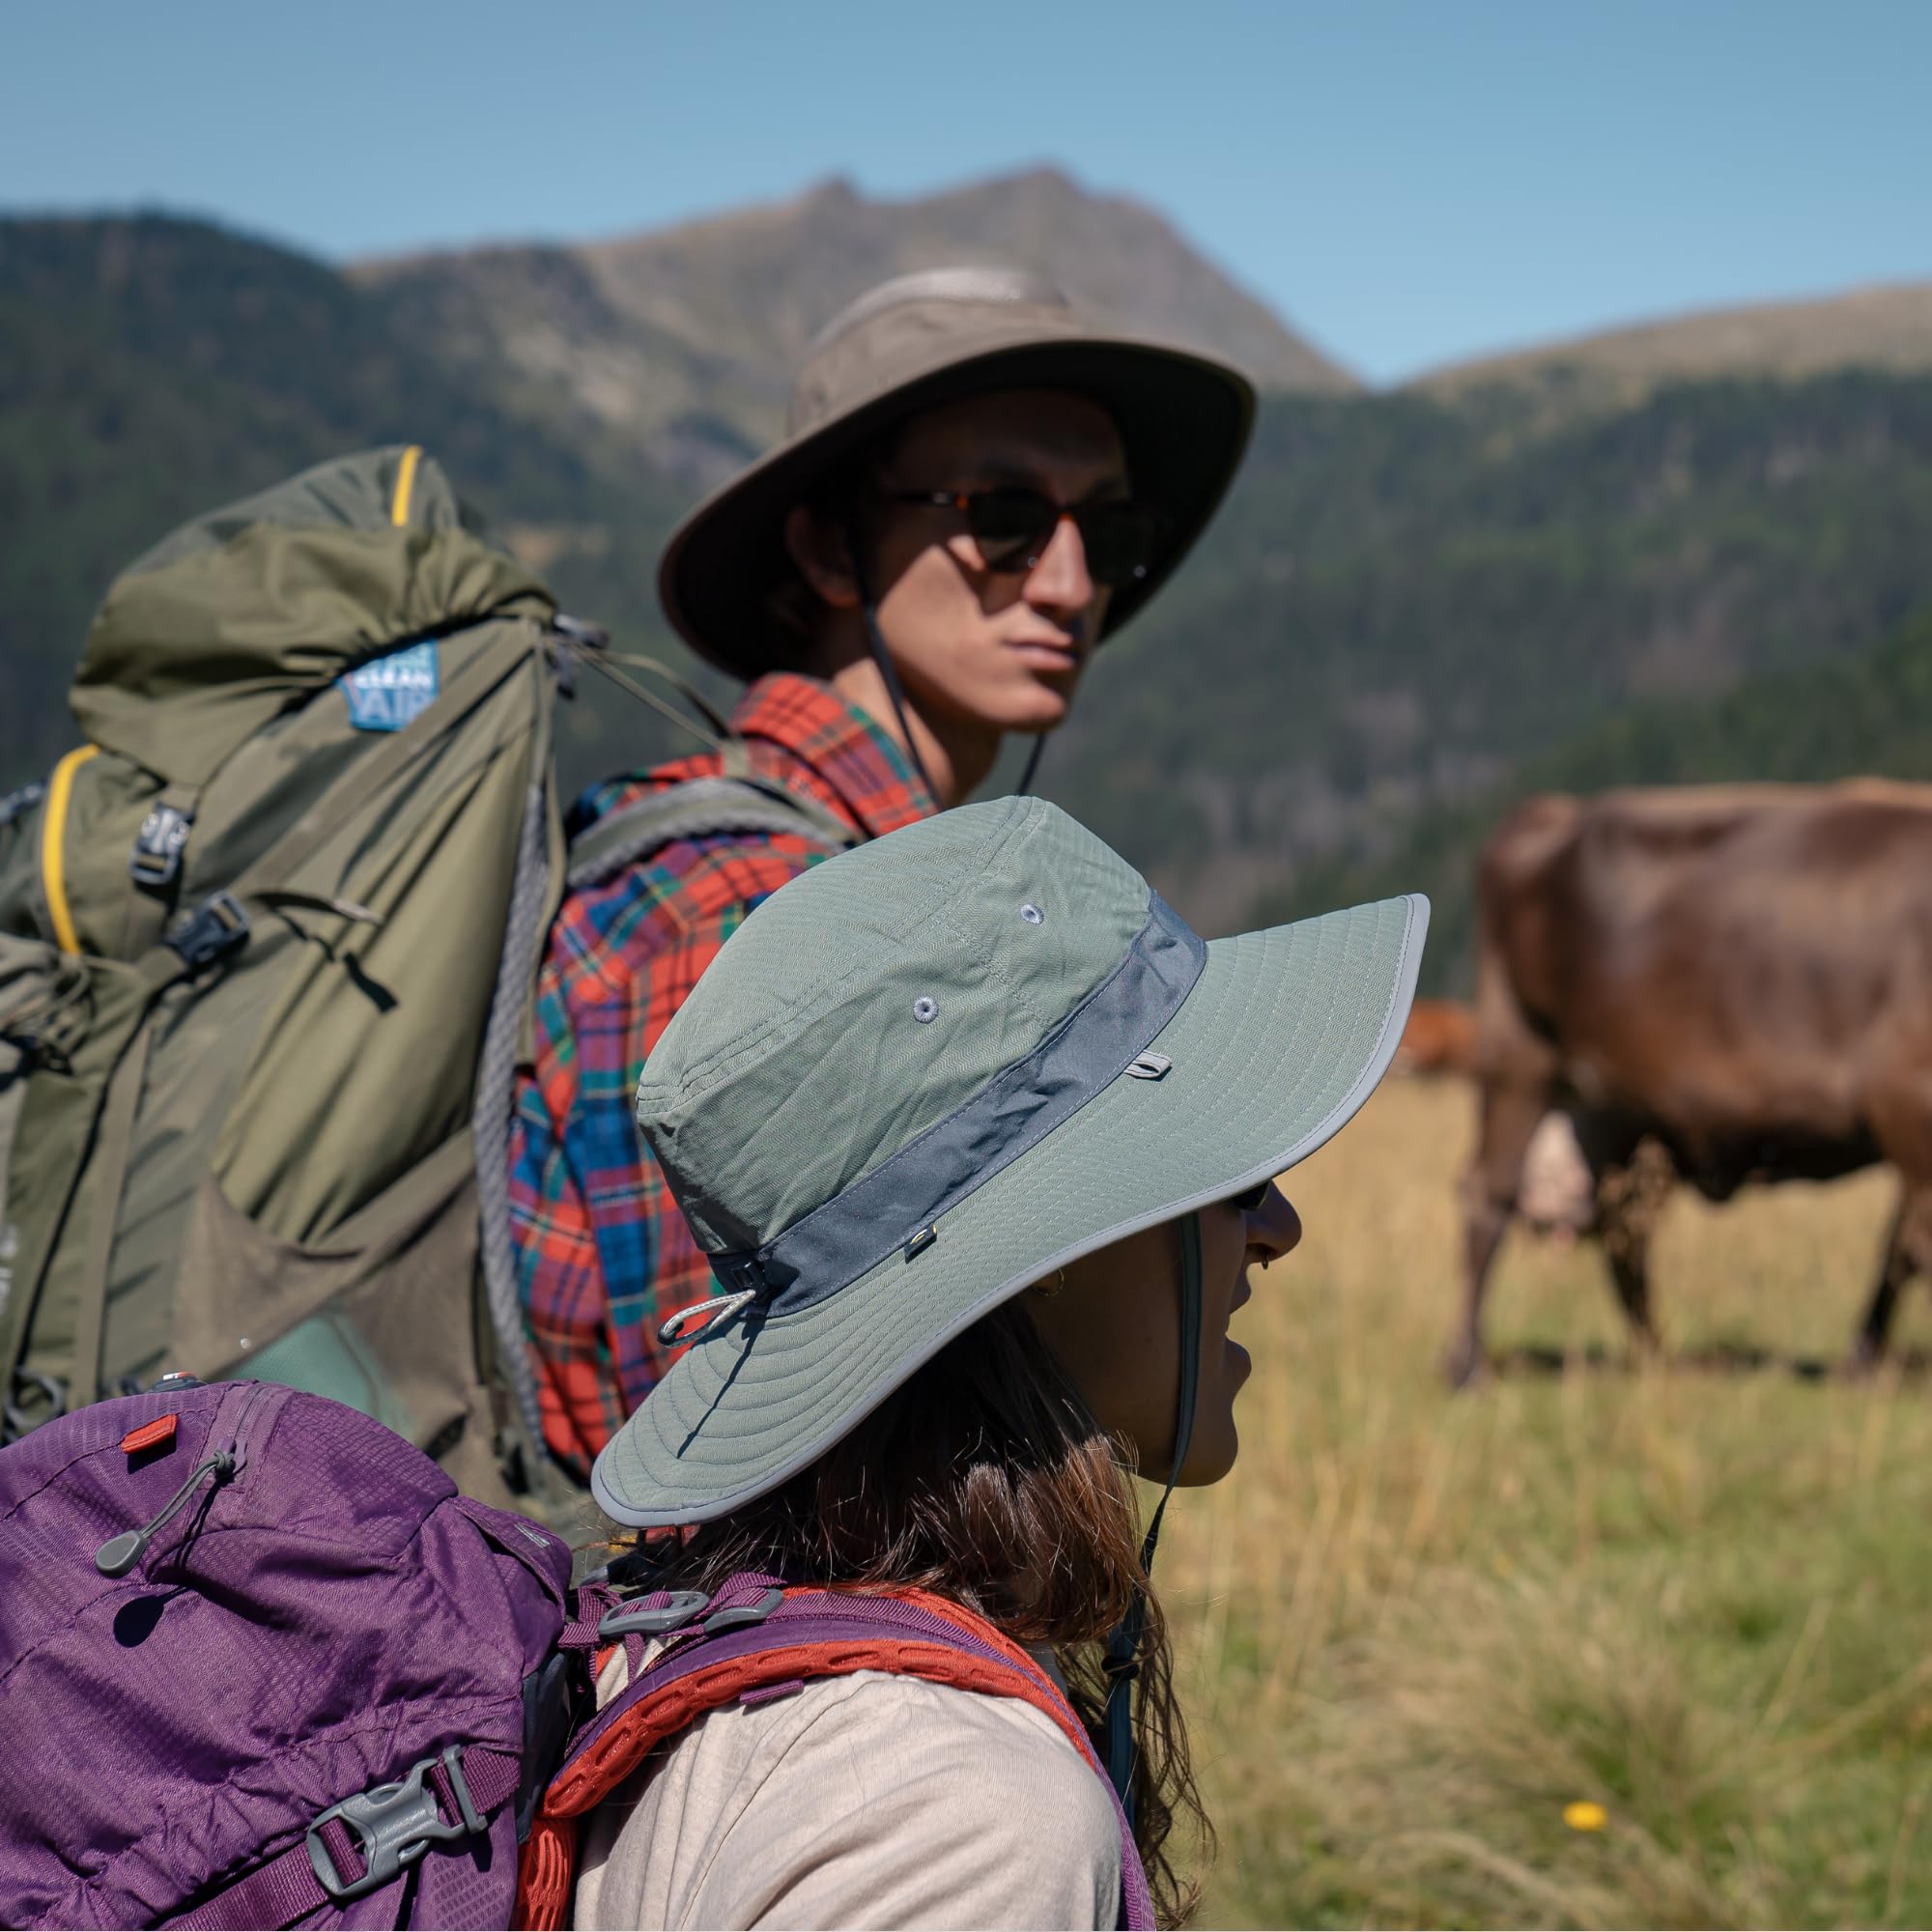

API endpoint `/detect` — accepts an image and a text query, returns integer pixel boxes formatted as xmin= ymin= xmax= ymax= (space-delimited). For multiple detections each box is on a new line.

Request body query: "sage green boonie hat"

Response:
xmin=591 ymin=799 xmax=1428 ymax=1528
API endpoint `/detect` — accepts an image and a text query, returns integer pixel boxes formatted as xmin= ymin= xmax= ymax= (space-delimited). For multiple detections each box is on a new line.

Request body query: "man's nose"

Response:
xmin=1024 ymin=513 xmax=1097 ymax=616
xmin=1248 ymin=1184 xmax=1302 ymax=1265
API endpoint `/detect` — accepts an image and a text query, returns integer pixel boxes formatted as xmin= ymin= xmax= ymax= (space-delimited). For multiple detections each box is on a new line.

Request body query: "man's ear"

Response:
xmin=783 ymin=506 xmax=862 ymax=611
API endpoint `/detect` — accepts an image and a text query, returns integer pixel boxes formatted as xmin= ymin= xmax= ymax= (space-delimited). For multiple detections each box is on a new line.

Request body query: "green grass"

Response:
xmin=1164 ymin=1079 xmax=1932 ymax=1927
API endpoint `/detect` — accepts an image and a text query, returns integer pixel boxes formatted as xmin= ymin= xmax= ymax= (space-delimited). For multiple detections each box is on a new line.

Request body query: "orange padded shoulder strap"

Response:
xmin=515 ymin=1587 xmax=1096 ymax=1931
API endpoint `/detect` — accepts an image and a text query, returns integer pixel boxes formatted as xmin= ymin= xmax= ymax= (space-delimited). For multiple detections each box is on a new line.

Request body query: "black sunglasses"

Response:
xmin=890 ymin=487 xmax=1168 ymax=588
xmin=1227 ymin=1180 xmax=1272 ymax=1212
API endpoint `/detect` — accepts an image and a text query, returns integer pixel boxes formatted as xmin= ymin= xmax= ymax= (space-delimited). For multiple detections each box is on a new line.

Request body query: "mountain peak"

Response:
xmin=354 ymin=167 xmax=1356 ymax=480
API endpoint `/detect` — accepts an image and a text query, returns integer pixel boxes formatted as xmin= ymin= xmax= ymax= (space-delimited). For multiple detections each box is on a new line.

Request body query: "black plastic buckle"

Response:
xmin=166 ymin=892 xmax=249 ymax=972
xmin=305 ymin=1747 xmax=482 ymax=1903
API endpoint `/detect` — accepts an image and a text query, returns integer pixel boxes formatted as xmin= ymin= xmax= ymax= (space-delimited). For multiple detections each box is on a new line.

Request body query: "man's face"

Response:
xmin=861 ymin=388 xmax=1131 ymax=736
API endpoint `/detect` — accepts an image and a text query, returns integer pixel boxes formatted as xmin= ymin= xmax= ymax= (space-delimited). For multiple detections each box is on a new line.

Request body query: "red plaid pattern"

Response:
xmin=507 ymin=673 xmax=933 ymax=1476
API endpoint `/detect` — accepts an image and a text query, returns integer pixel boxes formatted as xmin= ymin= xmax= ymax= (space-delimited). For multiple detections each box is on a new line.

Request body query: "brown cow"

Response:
xmin=1395 ymin=997 xmax=1478 ymax=1077
xmin=1451 ymin=781 xmax=1932 ymax=1384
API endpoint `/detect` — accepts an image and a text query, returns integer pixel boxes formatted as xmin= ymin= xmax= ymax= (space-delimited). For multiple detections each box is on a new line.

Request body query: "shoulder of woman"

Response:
xmin=579 ymin=1666 xmax=1123 ymax=1931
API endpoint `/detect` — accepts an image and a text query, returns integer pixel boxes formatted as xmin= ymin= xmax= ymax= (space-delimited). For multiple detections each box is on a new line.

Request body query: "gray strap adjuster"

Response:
xmin=305 ymin=1747 xmax=482 ymax=1903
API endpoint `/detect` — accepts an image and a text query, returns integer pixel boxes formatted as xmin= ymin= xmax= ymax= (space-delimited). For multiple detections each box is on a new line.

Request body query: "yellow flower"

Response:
xmin=1563 ymin=1802 xmax=1608 ymax=1833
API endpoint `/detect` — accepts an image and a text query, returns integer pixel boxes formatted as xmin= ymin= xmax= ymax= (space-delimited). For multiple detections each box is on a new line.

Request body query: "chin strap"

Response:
xmin=860 ymin=594 xmax=943 ymax=809
xmin=1015 ymin=734 xmax=1047 ymax=797
xmin=844 ymin=524 xmax=1055 ymax=804
xmin=846 ymin=527 xmax=942 ymax=809
xmin=1103 ymin=1209 xmax=1202 ymax=1824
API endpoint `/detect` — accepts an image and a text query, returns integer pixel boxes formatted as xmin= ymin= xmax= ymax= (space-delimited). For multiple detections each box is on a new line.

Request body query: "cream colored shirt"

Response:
xmin=572 ymin=1651 xmax=1122 ymax=1931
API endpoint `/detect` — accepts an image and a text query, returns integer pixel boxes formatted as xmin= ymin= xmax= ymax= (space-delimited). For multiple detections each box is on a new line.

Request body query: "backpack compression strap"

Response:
xmin=514 ymin=1577 xmax=1155 ymax=1932
xmin=561 ymin=769 xmax=859 ymax=892
xmin=164 ymin=1744 xmax=524 ymax=1931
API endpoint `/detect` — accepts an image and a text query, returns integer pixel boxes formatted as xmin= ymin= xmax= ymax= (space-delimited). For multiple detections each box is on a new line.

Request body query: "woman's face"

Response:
xmin=1023 ymin=1183 xmax=1303 ymax=1485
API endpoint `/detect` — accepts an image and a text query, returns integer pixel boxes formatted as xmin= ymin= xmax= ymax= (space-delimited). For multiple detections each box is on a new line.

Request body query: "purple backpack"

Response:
xmin=1 ymin=1381 xmax=1151 ymax=1930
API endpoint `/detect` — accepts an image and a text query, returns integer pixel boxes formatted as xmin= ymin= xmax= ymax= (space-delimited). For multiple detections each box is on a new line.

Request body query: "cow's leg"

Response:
xmin=1449 ymin=1083 xmax=1548 ymax=1385
xmin=1601 ymin=1176 xmax=1657 ymax=1350
xmin=1593 ymin=1138 xmax=1672 ymax=1360
xmin=1851 ymin=1181 xmax=1932 ymax=1369
xmin=1856 ymin=1067 xmax=1932 ymax=1368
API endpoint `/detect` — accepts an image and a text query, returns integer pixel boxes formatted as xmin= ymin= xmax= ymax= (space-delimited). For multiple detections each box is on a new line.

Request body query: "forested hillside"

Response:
xmin=0 ymin=214 xmax=687 ymax=786
xmin=1048 ymin=368 xmax=1932 ymax=923
xmin=7 ymin=210 xmax=1932 ymax=949
xmin=1259 ymin=606 xmax=1932 ymax=992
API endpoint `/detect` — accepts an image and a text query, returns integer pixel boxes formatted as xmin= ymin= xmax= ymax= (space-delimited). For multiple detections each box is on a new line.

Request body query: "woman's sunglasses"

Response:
xmin=891 ymin=488 xmax=1168 ymax=588
xmin=1227 ymin=1180 xmax=1273 ymax=1212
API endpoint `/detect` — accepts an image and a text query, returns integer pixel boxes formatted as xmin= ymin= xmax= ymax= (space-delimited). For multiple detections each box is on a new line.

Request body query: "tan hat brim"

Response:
xmin=657 ymin=333 xmax=1256 ymax=680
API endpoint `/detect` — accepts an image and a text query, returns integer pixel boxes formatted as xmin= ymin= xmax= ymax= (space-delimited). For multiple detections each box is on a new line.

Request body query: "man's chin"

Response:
xmin=1000 ymin=666 xmax=1083 ymax=731
xmin=1001 ymin=695 xmax=1075 ymax=739
xmin=924 ymin=664 xmax=1079 ymax=737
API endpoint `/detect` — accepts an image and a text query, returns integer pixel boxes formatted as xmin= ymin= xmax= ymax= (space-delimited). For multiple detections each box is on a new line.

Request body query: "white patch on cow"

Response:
xmin=1519 ymin=1111 xmax=1594 ymax=1238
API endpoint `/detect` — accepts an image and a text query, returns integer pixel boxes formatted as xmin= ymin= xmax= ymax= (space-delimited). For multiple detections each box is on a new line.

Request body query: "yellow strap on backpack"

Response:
xmin=390 ymin=444 xmax=422 ymax=527
xmin=41 ymin=744 xmax=99 ymax=955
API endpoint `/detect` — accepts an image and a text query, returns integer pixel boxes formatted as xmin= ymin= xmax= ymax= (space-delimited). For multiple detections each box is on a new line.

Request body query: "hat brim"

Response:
xmin=592 ymin=892 xmax=1428 ymax=1528
xmin=657 ymin=334 xmax=1256 ymax=681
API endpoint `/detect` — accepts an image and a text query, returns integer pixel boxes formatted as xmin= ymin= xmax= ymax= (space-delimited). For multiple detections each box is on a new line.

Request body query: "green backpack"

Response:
xmin=0 ymin=445 xmax=577 ymax=1503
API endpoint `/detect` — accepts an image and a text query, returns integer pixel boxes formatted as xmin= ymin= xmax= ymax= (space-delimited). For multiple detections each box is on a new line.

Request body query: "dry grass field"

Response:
xmin=1164 ymin=1078 xmax=1932 ymax=1929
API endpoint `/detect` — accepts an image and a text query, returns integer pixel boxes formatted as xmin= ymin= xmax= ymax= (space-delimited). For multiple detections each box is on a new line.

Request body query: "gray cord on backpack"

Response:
xmin=472 ymin=781 xmax=554 ymax=1478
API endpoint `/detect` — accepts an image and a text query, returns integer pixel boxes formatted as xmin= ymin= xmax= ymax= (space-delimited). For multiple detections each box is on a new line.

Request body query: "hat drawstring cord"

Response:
xmin=1103 ymin=1209 xmax=1202 ymax=1826
xmin=845 ymin=529 xmax=1055 ymax=804
xmin=860 ymin=588 xmax=1060 ymax=801
xmin=1015 ymin=735 xmax=1047 ymax=797
xmin=845 ymin=529 xmax=944 ymax=810
xmin=657 ymin=1287 xmax=761 ymax=1349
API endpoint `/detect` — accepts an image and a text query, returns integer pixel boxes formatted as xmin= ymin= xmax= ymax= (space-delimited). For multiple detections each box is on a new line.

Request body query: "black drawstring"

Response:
xmin=860 ymin=596 xmax=943 ymax=809
xmin=844 ymin=524 xmax=1058 ymax=805
xmin=1016 ymin=735 xmax=1046 ymax=797
xmin=845 ymin=527 xmax=942 ymax=809
xmin=1103 ymin=1209 xmax=1203 ymax=1823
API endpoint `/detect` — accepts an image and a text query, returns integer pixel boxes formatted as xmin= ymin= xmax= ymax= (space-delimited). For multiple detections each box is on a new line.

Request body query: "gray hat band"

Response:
xmin=706 ymin=892 xmax=1208 ymax=1320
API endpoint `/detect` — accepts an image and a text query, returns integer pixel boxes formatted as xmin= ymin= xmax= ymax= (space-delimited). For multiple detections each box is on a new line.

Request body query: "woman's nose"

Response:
xmin=1248 ymin=1184 xmax=1302 ymax=1265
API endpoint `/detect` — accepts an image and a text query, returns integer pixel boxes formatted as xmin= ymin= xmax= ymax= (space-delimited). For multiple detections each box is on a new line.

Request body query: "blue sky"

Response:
xmin=4 ymin=0 xmax=1927 ymax=384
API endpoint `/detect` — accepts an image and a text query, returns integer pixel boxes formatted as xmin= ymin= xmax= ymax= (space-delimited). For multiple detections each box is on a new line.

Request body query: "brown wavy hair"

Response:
xmin=626 ymin=1297 xmax=1211 ymax=1925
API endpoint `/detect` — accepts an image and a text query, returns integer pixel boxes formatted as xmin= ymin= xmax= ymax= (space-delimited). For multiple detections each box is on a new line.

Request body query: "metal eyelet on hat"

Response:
xmin=913 ymin=996 xmax=939 ymax=1023
xmin=1020 ymin=902 xmax=1044 ymax=924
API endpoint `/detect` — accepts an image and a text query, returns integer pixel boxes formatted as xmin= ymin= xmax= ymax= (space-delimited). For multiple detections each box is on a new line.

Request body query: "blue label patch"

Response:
xmin=339 ymin=641 xmax=440 ymax=732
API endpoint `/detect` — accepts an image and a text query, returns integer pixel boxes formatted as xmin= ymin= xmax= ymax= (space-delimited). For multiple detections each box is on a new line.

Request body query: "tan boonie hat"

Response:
xmin=657 ymin=267 xmax=1258 ymax=680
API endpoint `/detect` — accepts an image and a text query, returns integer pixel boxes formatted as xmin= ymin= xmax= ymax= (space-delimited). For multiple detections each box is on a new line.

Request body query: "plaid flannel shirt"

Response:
xmin=507 ymin=672 xmax=934 ymax=1475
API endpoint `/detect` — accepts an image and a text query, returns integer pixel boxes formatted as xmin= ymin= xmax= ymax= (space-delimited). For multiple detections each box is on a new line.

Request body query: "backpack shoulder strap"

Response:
xmin=515 ymin=1579 xmax=1154 ymax=1932
xmin=563 ymin=767 xmax=859 ymax=894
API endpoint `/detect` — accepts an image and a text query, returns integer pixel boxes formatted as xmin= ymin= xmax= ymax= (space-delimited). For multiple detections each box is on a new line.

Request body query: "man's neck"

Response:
xmin=823 ymin=654 xmax=1000 ymax=810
